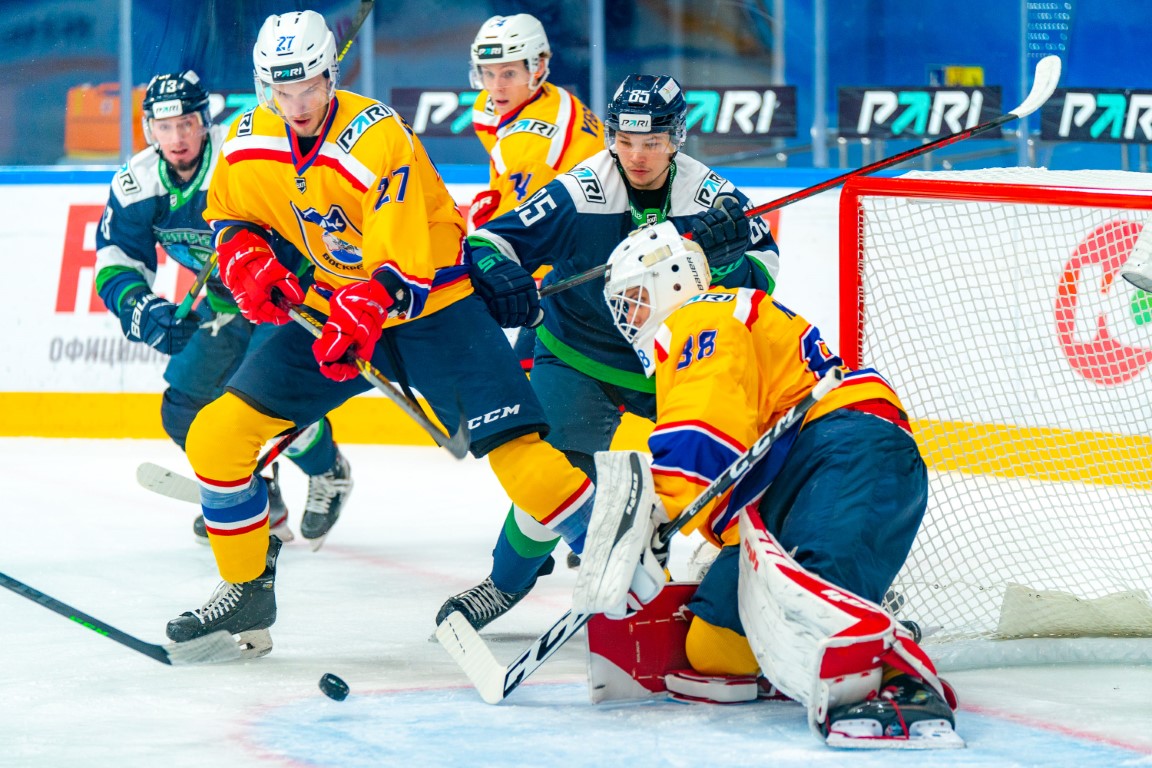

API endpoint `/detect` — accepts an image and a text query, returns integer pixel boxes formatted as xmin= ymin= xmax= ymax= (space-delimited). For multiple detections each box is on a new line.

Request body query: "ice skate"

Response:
xmin=824 ymin=673 xmax=963 ymax=749
xmin=192 ymin=463 xmax=292 ymax=544
xmin=435 ymin=557 xmax=554 ymax=630
xmin=299 ymin=451 xmax=352 ymax=551
xmin=166 ymin=536 xmax=282 ymax=659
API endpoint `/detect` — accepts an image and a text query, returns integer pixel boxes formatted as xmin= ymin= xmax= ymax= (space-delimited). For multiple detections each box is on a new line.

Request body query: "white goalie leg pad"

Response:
xmin=573 ymin=451 xmax=662 ymax=615
xmin=1120 ymin=220 xmax=1152 ymax=292
xmin=735 ymin=509 xmax=953 ymax=740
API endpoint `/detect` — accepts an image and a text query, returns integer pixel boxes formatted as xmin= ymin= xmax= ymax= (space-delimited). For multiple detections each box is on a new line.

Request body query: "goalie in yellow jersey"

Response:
xmin=578 ymin=222 xmax=962 ymax=748
xmin=163 ymin=10 xmax=593 ymax=658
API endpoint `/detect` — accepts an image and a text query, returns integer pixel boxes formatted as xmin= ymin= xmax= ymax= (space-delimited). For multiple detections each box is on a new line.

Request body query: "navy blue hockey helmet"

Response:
xmin=605 ymin=74 xmax=687 ymax=152
xmin=142 ymin=70 xmax=211 ymax=142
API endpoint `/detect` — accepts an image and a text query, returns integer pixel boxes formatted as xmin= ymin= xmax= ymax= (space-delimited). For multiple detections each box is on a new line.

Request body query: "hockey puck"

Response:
xmin=318 ymin=672 xmax=349 ymax=701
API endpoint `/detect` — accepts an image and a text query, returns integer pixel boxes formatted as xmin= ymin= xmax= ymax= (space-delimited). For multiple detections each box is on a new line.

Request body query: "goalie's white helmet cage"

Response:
xmin=605 ymin=221 xmax=710 ymax=376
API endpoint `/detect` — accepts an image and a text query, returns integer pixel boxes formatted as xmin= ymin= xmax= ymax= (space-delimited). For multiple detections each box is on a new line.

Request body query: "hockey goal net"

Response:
xmin=840 ymin=168 xmax=1152 ymax=668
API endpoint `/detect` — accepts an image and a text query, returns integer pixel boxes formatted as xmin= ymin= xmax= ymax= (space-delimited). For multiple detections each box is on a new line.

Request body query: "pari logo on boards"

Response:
xmin=1055 ymin=219 xmax=1152 ymax=385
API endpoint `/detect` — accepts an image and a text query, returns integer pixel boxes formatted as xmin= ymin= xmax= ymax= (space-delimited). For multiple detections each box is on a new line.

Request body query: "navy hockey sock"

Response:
xmin=490 ymin=518 xmax=557 ymax=593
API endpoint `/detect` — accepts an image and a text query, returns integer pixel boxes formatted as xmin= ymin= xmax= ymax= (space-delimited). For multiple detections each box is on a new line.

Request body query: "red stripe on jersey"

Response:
xmin=312 ymin=154 xmax=369 ymax=192
xmin=552 ymin=91 xmax=576 ymax=171
xmin=378 ymin=260 xmax=433 ymax=291
xmin=744 ymin=291 xmax=765 ymax=330
xmin=651 ymin=419 xmax=746 ymax=454
xmin=496 ymin=88 xmax=547 ymax=131
xmin=540 ymin=477 xmax=593 ymax=526
xmin=228 ymin=147 xmax=293 ymax=166
xmin=651 ymin=465 xmax=711 ymax=487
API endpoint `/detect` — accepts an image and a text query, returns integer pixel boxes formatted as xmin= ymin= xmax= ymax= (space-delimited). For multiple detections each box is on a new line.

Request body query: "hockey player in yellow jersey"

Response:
xmin=465 ymin=14 xmax=603 ymax=232
xmin=165 ymin=10 xmax=592 ymax=658
xmin=578 ymin=223 xmax=961 ymax=748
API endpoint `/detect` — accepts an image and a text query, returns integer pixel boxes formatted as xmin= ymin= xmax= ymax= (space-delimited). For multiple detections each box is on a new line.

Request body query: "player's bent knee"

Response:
xmin=186 ymin=392 xmax=294 ymax=480
xmin=685 ymin=617 xmax=760 ymax=676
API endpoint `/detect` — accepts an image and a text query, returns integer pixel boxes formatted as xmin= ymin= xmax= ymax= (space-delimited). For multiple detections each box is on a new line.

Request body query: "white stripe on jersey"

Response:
xmin=544 ymin=89 xmax=574 ymax=169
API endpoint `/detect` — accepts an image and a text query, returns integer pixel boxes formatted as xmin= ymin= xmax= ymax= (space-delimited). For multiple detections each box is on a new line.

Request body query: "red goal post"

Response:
xmin=839 ymin=169 xmax=1152 ymax=669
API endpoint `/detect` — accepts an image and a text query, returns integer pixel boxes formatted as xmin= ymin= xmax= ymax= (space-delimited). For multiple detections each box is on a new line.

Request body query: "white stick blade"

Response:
xmin=1010 ymin=55 xmax=1062 ymax=118
xmin=435 ymin=611 xmax=507 ymax=704
xmin=164 ymin=630 xmax=244 ymax=665
xmin=136 ymin=463 xmax=200 ymax=504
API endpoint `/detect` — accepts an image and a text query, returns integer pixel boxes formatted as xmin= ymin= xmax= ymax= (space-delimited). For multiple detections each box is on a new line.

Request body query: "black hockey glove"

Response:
xmin=468 ymin=249 xmax=543 ymax=328
xmin=118 ymin=288 xmax=201 ymax=356
xmin=689 ymin=194 xmax=751 ymax=270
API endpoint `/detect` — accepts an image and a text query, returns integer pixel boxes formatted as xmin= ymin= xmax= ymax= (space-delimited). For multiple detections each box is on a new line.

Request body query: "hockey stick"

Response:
xmin=337 ymin=0 xmax=376 ymax=63
xmin=437 ymin=368 xmax=844 ymax=703
xmin=539 ymin=55 xmax=1063 ymax=298
xmin=287 ymin=306 xmax=470 ymax=459
xmin=136 ymin=424 xmax=306 ymax=504
xmin=0 ymin=572 xmax=242 ymax=666
xmin=174 ymin=252 xmax=218 ymax=321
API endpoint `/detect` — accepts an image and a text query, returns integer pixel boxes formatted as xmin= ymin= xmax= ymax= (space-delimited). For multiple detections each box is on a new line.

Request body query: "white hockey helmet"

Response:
xmin=604 ymin=221 xmax=711 ymax=376
xmin=469 ymin=14 xmax=550 ymax=90
xmin=253 ymin=11 xmax=338 ymax=116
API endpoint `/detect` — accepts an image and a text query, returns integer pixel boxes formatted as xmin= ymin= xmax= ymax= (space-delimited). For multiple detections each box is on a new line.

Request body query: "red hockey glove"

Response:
xmin=467 ymin=189 xmax=501 ymax=232
xmin=217 ymin=228 xmax=304 ymax=324
xmin=312 ymin=278 xmax=394 ymax=382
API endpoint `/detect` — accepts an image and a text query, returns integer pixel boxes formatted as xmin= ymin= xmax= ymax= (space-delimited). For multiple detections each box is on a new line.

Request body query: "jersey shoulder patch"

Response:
xmin=113 ymin=148 xmax=165 ymax=204
xmin=669 ymin=154 xmax=737 ymax=213
xmin=559 ymin=151 xmax=626 ymax=211
xmin=336 ymin=102 xmax=395 ymax=154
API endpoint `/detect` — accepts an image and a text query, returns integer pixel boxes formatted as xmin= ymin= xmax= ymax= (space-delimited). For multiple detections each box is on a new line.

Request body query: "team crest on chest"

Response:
xmin=295 ymin=177 xmax=307 ymax=193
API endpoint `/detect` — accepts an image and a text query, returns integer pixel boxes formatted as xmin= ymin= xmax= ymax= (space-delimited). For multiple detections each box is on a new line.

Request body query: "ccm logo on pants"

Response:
xmin=468 ymin=405 xmax=522 ymax=430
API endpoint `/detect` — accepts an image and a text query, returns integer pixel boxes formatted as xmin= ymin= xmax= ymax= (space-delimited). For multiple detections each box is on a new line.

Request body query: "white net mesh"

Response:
xmin=845 ymin=168 xmax=1152 ymax=654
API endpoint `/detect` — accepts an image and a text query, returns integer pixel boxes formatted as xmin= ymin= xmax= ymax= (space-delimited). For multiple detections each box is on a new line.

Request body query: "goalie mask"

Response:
xmin=142 ymin=70 xmax=210 ymax=146
xmin=605 ymin=74 xmax=687 ymax=155
xmin=605 ymin=221 xmax=710 ymax=376
xmin=469 ymin=14 xmax=551 ymax=91
xmin=253 ymin=10 xmax=338 ymax=120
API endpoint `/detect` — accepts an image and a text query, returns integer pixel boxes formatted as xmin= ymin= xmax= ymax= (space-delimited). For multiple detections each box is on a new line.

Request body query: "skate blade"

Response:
xmin=164 ymin=630 xmax=245 ymax=665
xmin=235 ymin=629 xmax=273 ymax=659
xmin=270 ymin=523 xmax=295 ymax=543
xmin=826 ymin=719 xmax=965 ymax=750
xmin=304 ymin=532 xmax=328 ymax=552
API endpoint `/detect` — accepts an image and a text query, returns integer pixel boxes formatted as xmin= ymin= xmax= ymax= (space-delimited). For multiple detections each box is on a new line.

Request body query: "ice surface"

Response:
xmin=1 ymin=438 xmax=1149 ymax=767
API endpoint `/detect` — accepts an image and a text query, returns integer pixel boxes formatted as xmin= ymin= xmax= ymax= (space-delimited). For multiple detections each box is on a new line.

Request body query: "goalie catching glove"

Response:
xmin=573 ymin=451 xmax=670 ymax=620
xmin=216 ymin=228 xmax=304 ymax=324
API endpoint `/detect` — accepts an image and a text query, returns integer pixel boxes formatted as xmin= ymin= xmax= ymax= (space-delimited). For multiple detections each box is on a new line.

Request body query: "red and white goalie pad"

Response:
xmin=736 ymin=509 xmax=955 ymax=739
xmin=585 ymin=582 xmax=696 ymax=703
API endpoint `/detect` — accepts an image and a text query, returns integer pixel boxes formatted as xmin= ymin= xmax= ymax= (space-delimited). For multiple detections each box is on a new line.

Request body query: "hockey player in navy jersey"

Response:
xmin=95 ymin=70 xmax=349 ymax=548
xmin=436 ymin=73 xmax=781 ymax=630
